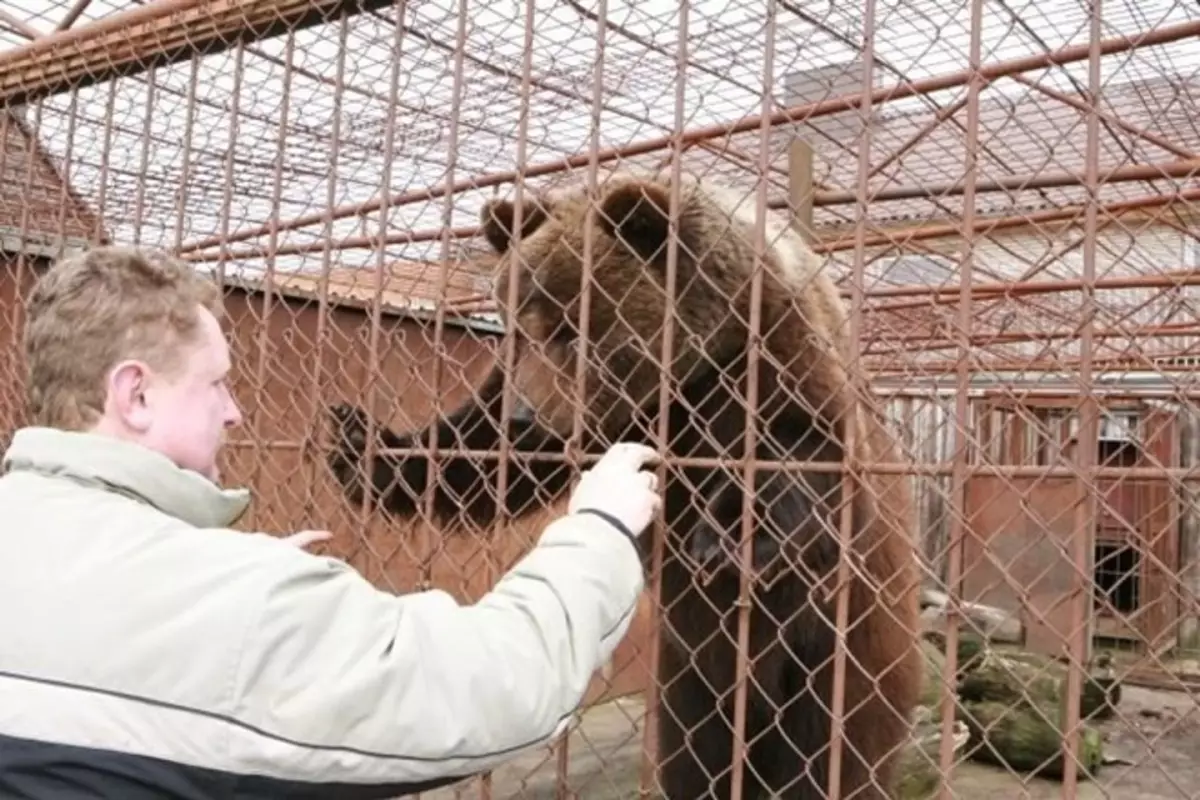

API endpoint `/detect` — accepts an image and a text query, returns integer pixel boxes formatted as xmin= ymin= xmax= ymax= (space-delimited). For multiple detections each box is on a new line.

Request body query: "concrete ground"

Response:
xmin=418 ymin=683 xmax=1200 ymax=800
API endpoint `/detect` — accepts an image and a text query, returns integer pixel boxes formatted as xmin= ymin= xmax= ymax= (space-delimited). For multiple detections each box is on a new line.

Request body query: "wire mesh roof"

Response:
xmin=1 ymin=0 xmax=1199 ymax=359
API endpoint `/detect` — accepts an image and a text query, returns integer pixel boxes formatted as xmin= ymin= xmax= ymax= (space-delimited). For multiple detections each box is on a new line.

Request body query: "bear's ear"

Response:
xmin=597 ymin=180 xmax=672 ymax=263
xmin=479 ymin=197 xmax=548 ymax=254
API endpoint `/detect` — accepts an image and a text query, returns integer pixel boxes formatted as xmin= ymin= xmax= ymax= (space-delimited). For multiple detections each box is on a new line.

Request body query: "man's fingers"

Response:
xmin=596 ymin=442 xmax=660 ymax=472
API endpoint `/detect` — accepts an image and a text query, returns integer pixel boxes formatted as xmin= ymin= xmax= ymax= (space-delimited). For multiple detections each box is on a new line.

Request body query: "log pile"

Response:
xmin=893 ymin=590 xmax=1122 ymax=797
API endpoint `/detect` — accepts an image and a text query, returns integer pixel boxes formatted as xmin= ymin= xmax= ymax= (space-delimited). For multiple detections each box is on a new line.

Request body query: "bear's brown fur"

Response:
xmin=327 ymin=170 xmax=923 ymax=799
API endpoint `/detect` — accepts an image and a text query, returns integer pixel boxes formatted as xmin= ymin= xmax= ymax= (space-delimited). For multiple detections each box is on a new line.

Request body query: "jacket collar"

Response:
xmin=2 ymin=426 xmax=251 ymax=529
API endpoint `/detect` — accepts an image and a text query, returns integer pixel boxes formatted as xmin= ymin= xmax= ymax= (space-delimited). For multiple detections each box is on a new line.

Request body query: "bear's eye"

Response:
xmin=512 ymin=292 xmax=575 ymax=345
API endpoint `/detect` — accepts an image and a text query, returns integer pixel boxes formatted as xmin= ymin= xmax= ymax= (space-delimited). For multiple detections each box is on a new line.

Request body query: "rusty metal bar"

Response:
xmin=450 ymin=263 xmax=1200 ymax=326
xmin=180 ymin=226 xmax=480 ymax=264
xmin=640 ymin=1 xmax=689 ymax=793
xmin=237 ymin=377 xmax=1200 ymax=446
xmin=826 ymin=8 xmax=879 ymax=797
xmin=860 ymin=321 xmax=1200 ymax=354
xmin=1062 ymin=3 xmax=1104 ymax=789
xmin=461 ymin=0 xmax=537 ymax=792
xmin=9 ymin=100 xmax=44 ymax=430
xmin=55 ymin=0 xmax=97 ymax=31
xmin=867 ymin=355 xmax=1200 ymax=375
xmin=247 ymin=32 xmax=294 ymax=528
xmin=304 ymin=21 xmax=344 ymax=554
xmin=214 ymin=41 xmax=245 ymax=500
xmin=873 ymin=272 xmax=1200 ymax=321
xmin=878 ymin=390 xmax=1200 ymax=404
xmin=170 ymin=58 xmax=200 ymax=252
xmin=794 ymin=156 xmax=1200 ymax=209
xmin=860 ymin=266 xmax=1200 ymax=306
xmin=130 ymin=61 xmax=155 ymax=246
xmin=342 ymin=0 xmax=407 ymax=631
xmin=454 ymin=263 xmax=1200 ymax=322
xmin=216 ymin=43 xmax=243 ymax=296
xmin=0 ymin=9 xmax=41 ymax=40
xmin=358 ymin=445 xmax=1200 ymax=484
xmin=90 ymin=74 xmax=117 ymax=246
xmin=561 ymin=0 xmax=799 ymax=179
xmin=728 ymin=1 xmax=778 ymax=793
xmin=552 ymin=0 xmax=594 ymax=790
xmin=0 ymin=0 xmax=398 ymax=107
xmin=814 ymin=184 xmax=1200 ymax=253
xmin=1066 ymin=269 xmax=1195 ymax=355
xmin=174 ymin=15 xmax=1200 ymax=258
xmin=430 ymin=1 xmax=490 ymax=794
xmin=437 ymin=0 xmax=473 ymax=596
xmin=0 ymin=112 xmax=15 ymax=427
xmin=51 ymin=91 xmax=80 ymax=260
xmin=937 ymin=0 xmax=985 ymax=790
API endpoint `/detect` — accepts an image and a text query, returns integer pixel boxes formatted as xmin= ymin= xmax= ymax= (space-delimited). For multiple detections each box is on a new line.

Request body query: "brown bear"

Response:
xmin=326 ymin=170 xmax=923 ymax=799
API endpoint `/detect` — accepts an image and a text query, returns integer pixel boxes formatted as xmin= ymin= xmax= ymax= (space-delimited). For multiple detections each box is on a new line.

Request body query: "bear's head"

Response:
xmin=478 ymin=170 xmax=836 ymax=441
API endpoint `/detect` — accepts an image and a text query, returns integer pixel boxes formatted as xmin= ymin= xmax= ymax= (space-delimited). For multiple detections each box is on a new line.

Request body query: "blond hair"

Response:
xmin=23 ymin=245 xmax=223 ymax=430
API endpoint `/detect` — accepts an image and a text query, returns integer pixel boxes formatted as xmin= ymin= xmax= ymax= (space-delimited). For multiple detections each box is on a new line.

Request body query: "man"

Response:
xmin=0 ymin=245 xmax=661 ymax=798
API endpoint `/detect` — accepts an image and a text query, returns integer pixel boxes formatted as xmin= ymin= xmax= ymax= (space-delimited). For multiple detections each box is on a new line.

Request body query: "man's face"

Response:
xmin=99 ymin=304 xmax=244 ymax=483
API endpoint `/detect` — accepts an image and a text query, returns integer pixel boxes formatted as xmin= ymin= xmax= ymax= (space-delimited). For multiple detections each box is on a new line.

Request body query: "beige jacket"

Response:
xmin=0 ymin=427 xmax=643 ymax=799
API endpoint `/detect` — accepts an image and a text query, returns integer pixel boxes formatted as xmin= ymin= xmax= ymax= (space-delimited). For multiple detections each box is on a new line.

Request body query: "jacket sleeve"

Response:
xmin=227 ymin=510 xmax=645 ymax=792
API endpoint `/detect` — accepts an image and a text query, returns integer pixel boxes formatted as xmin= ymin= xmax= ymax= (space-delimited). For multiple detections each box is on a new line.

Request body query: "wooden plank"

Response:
xmin=0 ymin=0 xmax=396 ymax=107
xmin=787 ymin=137 xmax=814 ymax=243
xmin=1139 ymin=406 xmax=1182 ymax=652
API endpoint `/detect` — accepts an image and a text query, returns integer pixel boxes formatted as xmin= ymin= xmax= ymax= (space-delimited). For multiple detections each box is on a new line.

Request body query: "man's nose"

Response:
xmin=226 ymin=398 xmax=244 ymax=427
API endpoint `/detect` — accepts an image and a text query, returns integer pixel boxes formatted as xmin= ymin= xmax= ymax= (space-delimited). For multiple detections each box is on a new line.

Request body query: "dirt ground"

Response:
xmin=418 ymin=684 xmax=1200 ymax=800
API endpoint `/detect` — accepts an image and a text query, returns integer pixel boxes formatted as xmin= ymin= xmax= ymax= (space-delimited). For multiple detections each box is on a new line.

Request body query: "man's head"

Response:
xmin=23 ymin=245 xmax=243 ymax=482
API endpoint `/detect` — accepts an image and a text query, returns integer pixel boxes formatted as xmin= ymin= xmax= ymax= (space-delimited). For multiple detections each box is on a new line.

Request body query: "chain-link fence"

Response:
xmin=2 ymin=0 xmax=1200 ymax=798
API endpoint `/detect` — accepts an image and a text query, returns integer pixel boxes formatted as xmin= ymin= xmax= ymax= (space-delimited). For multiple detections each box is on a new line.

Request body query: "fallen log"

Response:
xmin=959 ymin=700 xmax=1104 ymax=781
xmin=958 ymin=651 xmax=1122 ymax=721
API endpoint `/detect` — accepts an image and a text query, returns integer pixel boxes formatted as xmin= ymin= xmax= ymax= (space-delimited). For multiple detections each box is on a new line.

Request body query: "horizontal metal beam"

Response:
xmin=0 ymin=0 xmax=395 ymax=108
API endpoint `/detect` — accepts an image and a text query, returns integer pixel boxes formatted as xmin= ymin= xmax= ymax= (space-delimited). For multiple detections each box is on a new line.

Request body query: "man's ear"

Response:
xmin=597 ymin=179 xmax=672 ymax=264
xmin=106 ymin=359 xmax=154 ymax=432
xmin=479 ymin=197 xmax=548 ymax=253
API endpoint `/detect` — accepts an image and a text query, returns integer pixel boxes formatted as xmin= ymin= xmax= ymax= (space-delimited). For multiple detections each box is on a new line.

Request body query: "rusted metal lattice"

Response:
xmin=2 ymin=0 xmax=1200 ymax=798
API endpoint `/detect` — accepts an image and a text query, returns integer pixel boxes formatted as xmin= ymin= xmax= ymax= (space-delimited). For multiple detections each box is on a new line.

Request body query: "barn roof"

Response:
xmin=0 ymin=109 xmax=105 ymax=258
xmin=221 ymin=255 xmax=497 ymax=325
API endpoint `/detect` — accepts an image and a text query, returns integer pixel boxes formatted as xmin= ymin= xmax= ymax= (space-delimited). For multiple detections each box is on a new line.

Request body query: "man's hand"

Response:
xmin=281 ymin=530 xmax=333 ymax=551
xmin=568 ymin=442 xmax=662 ymax=541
